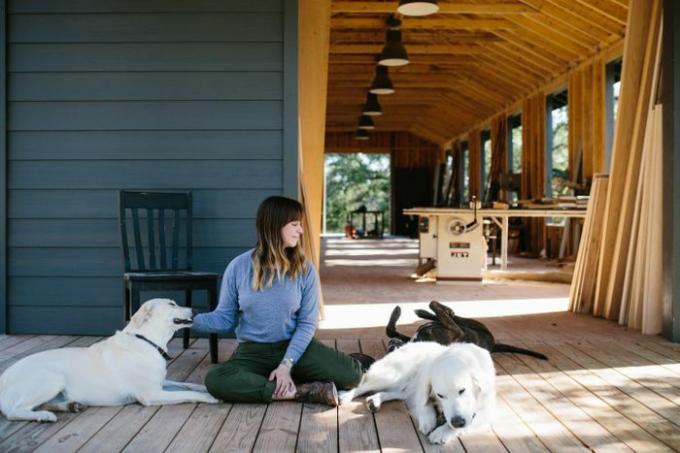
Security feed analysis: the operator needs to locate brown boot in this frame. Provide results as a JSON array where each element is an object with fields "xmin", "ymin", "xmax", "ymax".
[{"xmin": 295, "ymin": 381, "xmax": 339, "ymax": 406}]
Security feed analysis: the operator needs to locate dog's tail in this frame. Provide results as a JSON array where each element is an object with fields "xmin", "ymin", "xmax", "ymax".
[
  {"xmin": 492, "ymin": 343, "xmax": 548, "ymax": 360},
  {"xmin": 385, "ymin": 306, "xmax": 411, "ymax": 342}
]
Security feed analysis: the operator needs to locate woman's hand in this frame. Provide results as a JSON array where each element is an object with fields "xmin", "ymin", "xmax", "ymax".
[{"xmin": 269, "ymin": 364, "xmax": 296, "ymax": 398}]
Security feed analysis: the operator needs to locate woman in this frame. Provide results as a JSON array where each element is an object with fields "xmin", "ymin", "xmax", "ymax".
[{"xmin": 193, "ymin": 196, "xmax": 365, "ymax": 406}]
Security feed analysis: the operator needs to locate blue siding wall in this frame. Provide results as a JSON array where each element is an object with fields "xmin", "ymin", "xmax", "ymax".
[{"xmin": 5, "ymin": 0, "xmax": 295, "ymax": 334}]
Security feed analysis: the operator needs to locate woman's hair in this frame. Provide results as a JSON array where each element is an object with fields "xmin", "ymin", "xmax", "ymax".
[{"xmin": 251, "ymin": 196, "xmax": 307, "ymax": 290}]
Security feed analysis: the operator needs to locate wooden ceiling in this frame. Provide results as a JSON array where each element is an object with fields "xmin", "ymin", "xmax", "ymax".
[{"xmin": 326, "ymin": 0, "xmax": 629, "ymax": 145}]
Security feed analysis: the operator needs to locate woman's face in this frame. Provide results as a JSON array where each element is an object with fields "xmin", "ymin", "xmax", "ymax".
[{"xmin": 281, "ymin": 220, "xmax": 303, "ymax": 248}]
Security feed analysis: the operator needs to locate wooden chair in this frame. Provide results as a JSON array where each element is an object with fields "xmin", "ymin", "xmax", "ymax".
[{"xmin": 118, "ymin": 191, "xmax": 219, "ymax": 363}]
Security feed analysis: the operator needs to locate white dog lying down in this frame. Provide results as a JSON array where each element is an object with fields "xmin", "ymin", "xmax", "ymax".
[
  {"xmin": 0, "ymin": 298, "xmax": 218, "ymax": 422},
  {"xmin": 340, "ymin": 341, "xmax": 496, "ymax": 445}
]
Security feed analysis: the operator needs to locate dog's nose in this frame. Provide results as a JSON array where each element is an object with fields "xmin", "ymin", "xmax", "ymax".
[{"xmin": 450, "ymin": 416, "xmax": 466, "ymax": 428}]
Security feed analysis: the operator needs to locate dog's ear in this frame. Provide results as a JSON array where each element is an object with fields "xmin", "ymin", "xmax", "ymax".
[{"xmin": 129, "ymin": 303, "xmax": 153, "ymax": 329}]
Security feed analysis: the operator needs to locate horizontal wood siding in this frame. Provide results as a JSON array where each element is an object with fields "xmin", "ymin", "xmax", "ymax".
[{"xmin": 6, "ymin": 0, "xmax": 288, "ymax": 334}]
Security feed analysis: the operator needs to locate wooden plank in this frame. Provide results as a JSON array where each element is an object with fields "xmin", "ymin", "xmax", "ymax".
[
  {"xmin": 542, "ymin": 344, "xmax": 680, "ymax": 451},
  {"xmin": 10, "ymin": 73, "xmax": 282, "ymax": 102},
  {"xmin": 330, "ymin": 44, "xmax": 482, "ymax": 55},
  {"xmin": 9, "ymin": 13, "xmax": 281, "ymax": 43},
  {"xmin": 515, "ymin": 341, "xmax": 668, "ymax": 452},
  {"xmin": 0, "ymin": 334, "xmax": 33, "ymax": 352},
  {"xmin": 337, "ymin": 338, "xmax": 380, "ymax": 453},
  {"xmin": 165, "ymin": 339, "xmax": 239, "ymax": 453},
  {"xmin": 9, "ymin": 43, "xmax": 283, "ymax": 72},
  {"xmin": 9, "ymin": 219, "xmax": 255, "ymax": 248},
  {"xmin": 494, "ymin": 353, "xmax": 632, "ymax": 451},
  {"xmin": 493, "ymin": 358, "xmax": 589, "ymax": 451},
  {"xmin": 486, "ymin": 391, "xmax": 549, "ymax": 453},
  {"xmin": 9, "ymin": 0, "xmax": 283, "ymax": 13},
  {"xmin": 9, "ymin": 101, "xmax": 282, "ymax": 132},
  {"xmin": 331, "ymin": 17, "xmax": 514, "ymax": 30},
  {"xmin": 208, "ymin": 403, "xmax": 267, "ymax": 452},
  {"xmin": 251, "ymin": 402, "xmax": 300, "ymax": 453},
  {"xmin": 331, "ymin": 2, "xmax": 537, "ymax": 14},
  {"xmin": 9, "ymin": 188, "xmax": 276, "ymax": 219}
]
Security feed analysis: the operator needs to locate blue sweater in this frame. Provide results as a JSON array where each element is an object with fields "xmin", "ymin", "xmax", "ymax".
[{"xmin": 192, "ymin": 250, "xmax": 320, "ymax": 363}]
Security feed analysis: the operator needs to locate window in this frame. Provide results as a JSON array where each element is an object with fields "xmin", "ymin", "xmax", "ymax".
[
  {"xmin": 481, "ymin": 129, "xmax": 491, "ymax": 200},
  {"xmin": 506, "ymin": 113, "xmax": 522, "ymax": 202},
  {"xmin": 460, "ymin": 141, "xmax": 469, "ymax": 205},
  {"xmin": 605, "ymin": 59, "xmax": 622, "ymax": 172},
  {"xmin": 546, "ymin": 89, "xmax": 569, "ymax": 198},
  {"xmin": 508, "ymin": 113, "xmax": 522, "ymax": 174}
]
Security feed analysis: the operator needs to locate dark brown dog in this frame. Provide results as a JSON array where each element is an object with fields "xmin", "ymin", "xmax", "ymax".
[{"xmin": 386, "ymin": 301, "xmax": 548, "ymax": 360}]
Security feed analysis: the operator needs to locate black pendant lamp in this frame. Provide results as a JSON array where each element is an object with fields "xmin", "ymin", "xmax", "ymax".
[
  {"xmin": 362, "ymin": 93, "xmax": 383, "ymax": 116},
  {"xmin": 355, "ymin": 129, "xmax": 370, "ymax": 140},
  {"xmin": 379, "ymin": 16, "xmax": 409, "ymax": 67},
  {"xmin": 370, "ymin": 65, "xmax": 395, "ymax": 95},
  {"xmin": 397, "ymin": 0, "xmax": 439, "ymax": 16},
  {"xmin": 358, "ymin": 115, "xmax": 375, "ymax": 130}
]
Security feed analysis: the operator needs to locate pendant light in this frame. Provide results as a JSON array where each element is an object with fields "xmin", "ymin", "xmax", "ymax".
[
  {"xmin": 379, "ymin": 16, "xmax": 409, "ymax": 67},
  {"xmin": 355, "ymin": 129, "xmax": 370, "ymax": 140},
  {"xmin": 370, "ymin": 65, "xmax": 395, "ymax": 95},
  {"xmin": 358, "ymin": 115, "xmax": 375, "ymax": 130},
  {"xmin": 397, "ymin": 0, "xmax": 439, "ymax": 16},
  {"xmin": 362, "ymin": 93, "xmax": 383, "ymax": 116}
]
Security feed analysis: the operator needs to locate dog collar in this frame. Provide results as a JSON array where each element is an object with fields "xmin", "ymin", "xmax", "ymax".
[{"xmin": 134, "ymin": 334, "xmax": 172, "ymax": 360}]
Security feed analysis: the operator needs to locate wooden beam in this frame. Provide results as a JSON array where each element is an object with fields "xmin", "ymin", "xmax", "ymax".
[
  {"xmin": 573, "ymin": 0, "xmax": 628, "ymax": 26},
  {"xmin": 545, "ymin": 0, "xmax": 625, "ymax": 35},
  {"xmin": 516, "ymin": 0, "xmax": 615, "ymax": 43},
  {"xmin": 331, "ymin": 17, "xmax": 515, "ymax": 30},
  {"xmin": 330, "ymin": 31, "xmax": 502, "ymax": 45},
  {"xmin": 331, "ymin": 2, "xmax": 538, "ymax": 14},
  {"xmin": 329, "ymin": 54, "xmax": 478, "ymax": 64},
  {"xmin": 505, "ymin": 16, "xmax": 592, "ymax": 58},
  {"xmin": 330, "ymin": 44, "xmax": 483, "ymax": 55}
]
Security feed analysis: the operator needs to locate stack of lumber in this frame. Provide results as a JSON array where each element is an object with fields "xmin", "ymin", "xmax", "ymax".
[
  {"xmin": 569, "ymin": 174, "xmax": 609, "ymax": 314},
  {"xmin": 570, "ymin": 0, "xmax": 663, "ymax": 334}
]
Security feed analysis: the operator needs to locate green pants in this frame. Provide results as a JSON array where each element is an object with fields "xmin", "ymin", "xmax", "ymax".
[{"xmin": 204, "ymin": 338, "xmax": 363, "ymax": 403}]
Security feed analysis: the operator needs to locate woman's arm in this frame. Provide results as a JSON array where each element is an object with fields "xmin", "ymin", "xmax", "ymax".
[
  {"xmin": 282, "ymin": 264, "xmax": 320, "ymax": 364},
  {"xmin": 192, "ymin": 262, "xmax": 239, "ymax": 333}
]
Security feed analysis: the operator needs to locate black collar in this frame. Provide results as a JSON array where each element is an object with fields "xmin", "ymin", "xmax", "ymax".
[{"xmin": 134, "ymin": 334, "xmax": 172, "ymax": 360}]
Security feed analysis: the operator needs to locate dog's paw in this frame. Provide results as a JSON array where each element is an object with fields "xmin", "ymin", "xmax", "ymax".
[
  {"xmin": 416, "ymin": 406, "xmax": 437, "ymax": 435},
  {"xmin": 68, "ymin": 402, "xmax": 87, "ymax": 413},
  {"xmin": 36, "ymin": 411, "xmax": 58, "ymax": 423},
  {"xmin": 338, "ymin": 390, "xmax": 355, "ymax": 405},
  {"xmin": 428, "ymin": 425, "xmax": 457, "ymax": 445},
  {"xmin": 365, "ymin": 394, "xmax": 381, "ymax": 413}
]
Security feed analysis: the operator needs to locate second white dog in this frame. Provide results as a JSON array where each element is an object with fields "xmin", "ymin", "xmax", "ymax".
[
  {"xmin": 0, "ymin": 298, "xmax": 218, "ymax": 422},
  {"xmin": 340, "ymin": 341, "xmax": 495, "ymax": 445}
]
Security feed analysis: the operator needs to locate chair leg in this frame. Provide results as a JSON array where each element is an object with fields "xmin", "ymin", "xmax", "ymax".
[
  {"xmin": 124, "ymin": 284, "xmax": 131, "ymax": 321},
  {"xmin": 184, "ymin": 291, "xmax": 192, "ymax": 350},
  {"xmin": 208, "ymin": 283, "xmax": 219, "ymax": 364},
  {"xmin": 130, "ymin": 288, "xmax": 141, "ymax": 319}
]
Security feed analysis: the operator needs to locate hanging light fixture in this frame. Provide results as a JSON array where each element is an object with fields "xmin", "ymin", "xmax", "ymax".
[
  {"xmin": 358, "ymin": 115, "xmax": 375, "ymax": 130},
  {"xmin": 355, "ymin": 129, "xmax": 370, "ymax": 140},
  {"xmin": 397, "ymin": 0, "xmax": 439, "ymax": 16},
  {"xmin": 379, "ymin": 16, "xmax": 409, "ymax": 67},
  {"xmin": 362, "ymin": 93, "xmax": 383, "ymax": 116},
  {"xmin": 370, "ymin": 65, "xmax": 395, "ymax": 94}
]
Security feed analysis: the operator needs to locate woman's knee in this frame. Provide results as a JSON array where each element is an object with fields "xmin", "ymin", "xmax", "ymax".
[{"xmin": 205, "ymin": 363, "xmax": 241, "ymax": 399}]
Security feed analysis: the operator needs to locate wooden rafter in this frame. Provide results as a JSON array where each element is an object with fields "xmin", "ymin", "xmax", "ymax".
[{"xmin": 331, "ymin": 2, "xmax": 538, "ymax": 14}]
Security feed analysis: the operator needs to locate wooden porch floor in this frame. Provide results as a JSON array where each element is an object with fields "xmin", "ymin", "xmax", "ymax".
[
  {"xmin": 1, "ymin": 237, "xmax": 679, "ymax": 452},
  {"xmin": 0, "ymin": 326, "xmax": 679, "ymax": 453}
]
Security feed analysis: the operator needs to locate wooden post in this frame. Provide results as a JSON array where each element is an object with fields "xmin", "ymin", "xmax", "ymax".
[{"xmin": 662, "ymin": 0, "xmax": 680, "ymax": 342}]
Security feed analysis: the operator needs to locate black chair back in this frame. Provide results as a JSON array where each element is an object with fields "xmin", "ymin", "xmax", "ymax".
[{"xmin": 119, "ymin": 191, "xmax": 193, "ymax": 272}]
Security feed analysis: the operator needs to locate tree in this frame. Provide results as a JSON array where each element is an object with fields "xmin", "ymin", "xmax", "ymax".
[{"xmin": 324, "ymin": 153, "xmax": 391, "ymax": 233}]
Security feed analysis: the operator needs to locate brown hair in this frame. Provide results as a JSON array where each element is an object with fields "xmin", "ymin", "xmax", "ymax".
[{"xmin": 251, "ymin": 196, "xmax": 307, "ymax": 290}]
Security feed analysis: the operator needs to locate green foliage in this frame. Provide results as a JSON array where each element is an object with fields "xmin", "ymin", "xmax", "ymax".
[
  {"xmin": 324, "ymin": 153, "xmax": 391, "ymax": 233},
  {"xmin": 551, "ymin": 106, "xmax": 570, "ymax": 197}
]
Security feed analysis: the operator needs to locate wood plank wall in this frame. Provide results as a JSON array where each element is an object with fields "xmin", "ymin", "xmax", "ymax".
[{"xmin": 5, "ymin": 0, "xmax": 292, "ymax": 334}]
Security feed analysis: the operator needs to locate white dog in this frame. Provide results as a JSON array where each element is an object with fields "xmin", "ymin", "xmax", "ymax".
[
  {"xmin": 0, "ymin": 298, "xmax": 218, "ymax": 422},
  {"xmin": 340, "ymin": 342, "xmax": 495, "ymax": 445}
]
